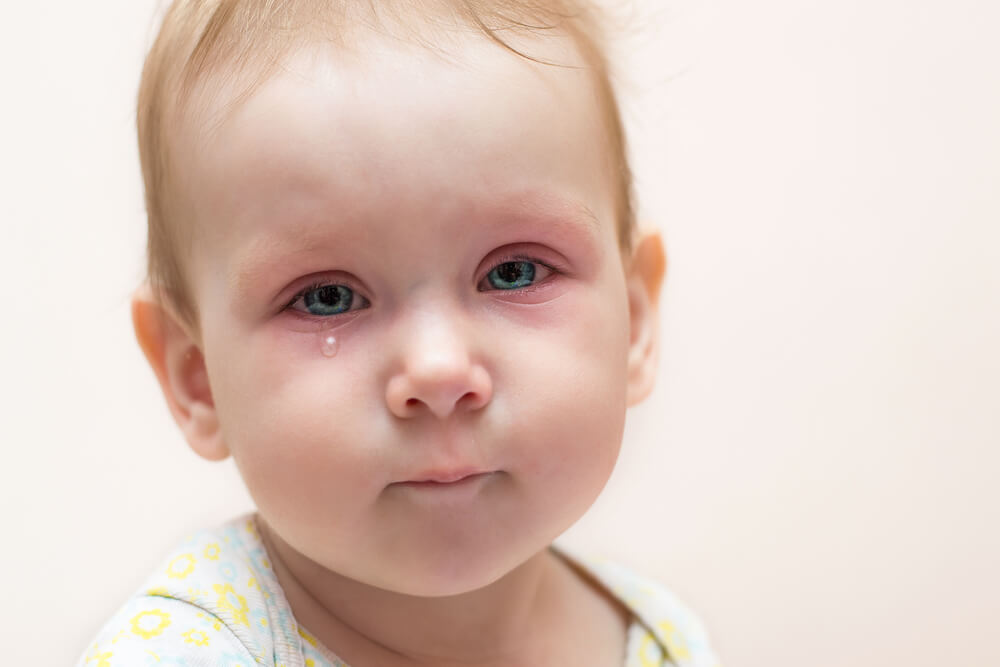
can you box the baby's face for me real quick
[173,31,633,595]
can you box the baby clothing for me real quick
[77,515,719,666]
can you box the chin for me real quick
[377,541,536,598]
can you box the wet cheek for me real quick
[210,318,375,404]
[257,320,369,379]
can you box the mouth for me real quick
[400,469,494,486]
[390,469,500,495]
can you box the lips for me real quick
[403,469,491,485]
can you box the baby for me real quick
[78,0,718,665]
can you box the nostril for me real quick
[387,366,493,419]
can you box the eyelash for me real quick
[284,280,367,314]
[478,255,559,292]
[284,255,561,318]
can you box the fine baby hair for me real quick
[78,0,719,664]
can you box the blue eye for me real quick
[485,261,537,290]
[290,284,364,317]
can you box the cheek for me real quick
[207,317,373,428]
[498,278,631,492]
[204,324,385,511]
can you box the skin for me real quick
[134,26,665,667]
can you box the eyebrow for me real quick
[471,190,604,246]
[517,195,602,234]
[228,226,349,299]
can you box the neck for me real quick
[257,516,571,666]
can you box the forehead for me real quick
[170,28,617,284]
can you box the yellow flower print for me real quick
[305,660,316,667]
[146,586,169,596]
[214,583,250,626]
[86,649,113,667]
[248,577,271,599]
[298,626,319,647]
[638,631,664,667]
[182,628,210,647]
[166,553,196,579]
[204,543,221,560]
[197,611,223,631]
[657,621,691,660]
[130,609,171,639]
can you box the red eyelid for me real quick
[280,249,563,310]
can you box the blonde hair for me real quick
[138,0,635,327]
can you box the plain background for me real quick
[2,0,997,665]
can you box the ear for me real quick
[131,284,229,461]
[625,228,666,406]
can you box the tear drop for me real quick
[319,334,339,358]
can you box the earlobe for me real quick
[625,228,666,407]
[131,285,229,461]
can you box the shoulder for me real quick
[553,546,722,667]
[76,515,303,667]
[76,594,256,666]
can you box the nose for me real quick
[384,308,493,420]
